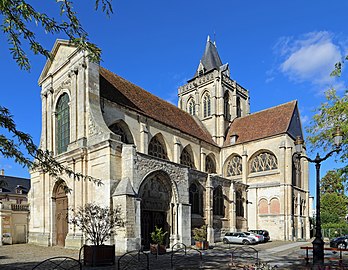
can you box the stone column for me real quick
[69,69,77,143]
[177,203,191,246]
[41,91,47,149]
[77,62,87,140]
[140,123,148,154]
[206,175,214,244]
[47,88,54,153]
[229,181,236,231]
[242,150,248,184]
[173,137,181,163]
[200,149,206,173]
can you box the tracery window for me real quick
[213,185,224,216]
[180,146,195,168]
[203,93,211,118]
[226,155,242,176]
[56,93,70,154]
[205,155,216,173]
[189,183,203,215]
[250,152,277,173]
[188,99,195,116]
[236,96,241,118]
[236,190,244,217]
[224,92,230,120]
[148,136,168,160]
[109,122,130,143]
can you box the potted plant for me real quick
[150,226,168,255]
[70,203,124,266]
[192,225,209,250]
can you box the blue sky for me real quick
[1,0,347,197]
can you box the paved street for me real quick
[0,240,345,269]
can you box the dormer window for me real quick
[230,133,238,144]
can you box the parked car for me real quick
[223,232,257,245]
[249,230,270,242]
[244,232,264,243]
[330,235,348,249]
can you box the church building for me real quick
[28,37,310,252]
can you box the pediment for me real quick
[38,39,78,85]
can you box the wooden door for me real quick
[56,185,68,246]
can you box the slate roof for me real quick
[99,67,216,145]
[224,101,297,146]
[193,37,223,78]
[0,175,30,195]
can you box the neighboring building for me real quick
[0,170,30,245]
[29,37,310,252]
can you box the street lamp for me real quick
[294,126,343,266]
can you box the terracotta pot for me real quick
[195,240,209,250]
[150,243,166,255]
[83,244,115,266]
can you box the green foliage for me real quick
[192,225,207,242]
[0,0,113,70]
[322,222,348,239]
[70,203,124,245]
[321,193,348,224]
[150,226,167,245]
[320,170,347,195]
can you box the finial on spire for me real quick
[207,35,210,42]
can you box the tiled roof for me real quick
[99,67,216,145]
[0,175,30,194]
[224,101,297,146]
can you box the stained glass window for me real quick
[205,155,216,173]
[213,185,224,216]
[56,93,70,154]
[189,183,203,215]
[236,190,244,217]
[188,99,195,116]
[148,136,168,160]
[250,152,277,173]
[226,155,242,176]
[203,93,211,118]
[180,146,195,168]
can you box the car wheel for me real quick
[338,242,347,249]
[223,238,229,244]
[242,240,249,245]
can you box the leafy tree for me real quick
[320,169,347,195]
[70,203,124,245]
[0,1,113,187]
[321,192,348,224]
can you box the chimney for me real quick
[0,169,4,176]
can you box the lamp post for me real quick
[294,126,343,266]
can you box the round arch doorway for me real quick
[54,182,68,246]
[139,171,172,250]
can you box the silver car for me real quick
[223,232,257,245]
[244,231,264,243]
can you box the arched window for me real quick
[205,155,216,173]
[203,93,211,118]
[259,199,268,214]
[109,122,133,144]
[56,93,70,154]
[148,136,168,160]
[188,99,195,116]
[270,198,280,214]
[189,183,203,215]
[250,152,278,173]
[224,91,230,120]
[226,155,242,176]
[236,190,244,217]
[213,185,224,216]
[180,146,195,168]
[236,96,241,118]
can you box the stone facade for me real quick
[28,38,310,253]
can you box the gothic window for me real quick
[189,183,203,215]
[250,152,278,173]
[205,155,216,173]
[203,93,211,118]
[56,93,70,154]
[236,96,241,118]
[226,155,242,176]
[270,198,280,214]
[109,122,131,144]
[148,136,168,160]
[213,185,224,216]
[259,199,268,214]
[236,190,244,217]
[224,92,230,120]
[188,99,195,116]
[180,146,195,168]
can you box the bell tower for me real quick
[178,36,250,146]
